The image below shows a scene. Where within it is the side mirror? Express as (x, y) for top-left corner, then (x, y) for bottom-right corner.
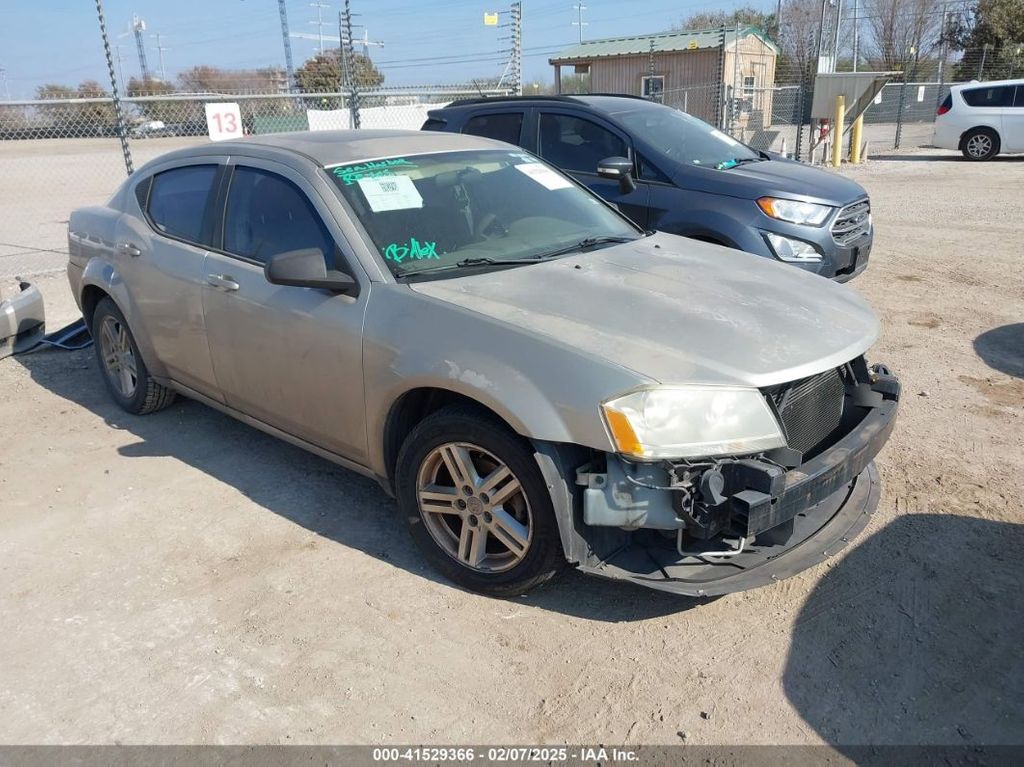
(597, 156), (636, 194)
(264, 248), (357, 295)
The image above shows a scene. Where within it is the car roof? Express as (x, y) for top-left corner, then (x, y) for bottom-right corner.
(952, 79), (1024, 89)
(147, 129), (508, 168)
(437, 94), (659, 115)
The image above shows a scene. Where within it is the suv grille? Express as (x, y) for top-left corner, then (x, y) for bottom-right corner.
(767, 368), (846, 457)
(831, 199), (871, 247)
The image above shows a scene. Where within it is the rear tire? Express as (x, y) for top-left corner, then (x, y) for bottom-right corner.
(92, 298), (175, 415)
(395, 405), (565, 597)
(961, 128), (999, 161)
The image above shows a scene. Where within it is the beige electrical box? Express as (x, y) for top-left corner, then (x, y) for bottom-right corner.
(811, 72), (900, 120)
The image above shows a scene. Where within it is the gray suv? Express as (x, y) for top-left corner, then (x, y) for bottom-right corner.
(67, 130), (899, 598)
(424, 95), (872, 281)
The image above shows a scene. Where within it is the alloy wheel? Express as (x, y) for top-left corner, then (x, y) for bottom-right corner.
(98, 315), (138, 398)
(966, 133), (992, 159)
(415, 442), (533, 573)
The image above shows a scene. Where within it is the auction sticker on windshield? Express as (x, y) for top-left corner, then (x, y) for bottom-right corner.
(356, 175), (424, 212)
(514, 163), (573, 190)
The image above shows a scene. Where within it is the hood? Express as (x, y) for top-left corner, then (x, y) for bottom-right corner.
(411, 233), (879, 388)
(678, 158), (868, 206)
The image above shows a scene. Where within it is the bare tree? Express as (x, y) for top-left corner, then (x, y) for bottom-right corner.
(777, 0), (826, 80)
(863, 0), (943, 70)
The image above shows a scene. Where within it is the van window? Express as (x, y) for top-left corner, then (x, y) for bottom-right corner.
(462, 113), (524, 145)
(962, 86), (1015, 108)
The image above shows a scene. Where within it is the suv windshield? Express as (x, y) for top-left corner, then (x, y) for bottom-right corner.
(328, 149), (640, 276)
(616, 106), (761, 170)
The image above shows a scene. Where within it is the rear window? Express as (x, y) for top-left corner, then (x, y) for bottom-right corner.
(462, 113), (524, 146)
(146, 165), (217, 245)
(422, 118), (446, 131)
(962, 86), (1015, 108)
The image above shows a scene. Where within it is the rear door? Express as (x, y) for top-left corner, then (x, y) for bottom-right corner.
(961, 84), (1015, 144)
(115, 160), (224, 399)
(201, 158), (369, 462)
(459, 110), (528, 148)
(533, 110), (650, 227)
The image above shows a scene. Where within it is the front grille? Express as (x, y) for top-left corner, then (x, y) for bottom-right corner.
(831, 199), (871, 247)
(766, 368), (846, 457)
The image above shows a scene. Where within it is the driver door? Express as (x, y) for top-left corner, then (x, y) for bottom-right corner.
(534, 110), (650, 227)
(201, 158), (369, 463)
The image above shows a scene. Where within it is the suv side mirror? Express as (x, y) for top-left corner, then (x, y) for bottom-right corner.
(265, 248), (357, 295)
(597, 156), (636, 194)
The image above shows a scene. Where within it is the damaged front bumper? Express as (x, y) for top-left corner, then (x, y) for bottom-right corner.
(0, 280), (45, 359)
(564, 366), (900, 597)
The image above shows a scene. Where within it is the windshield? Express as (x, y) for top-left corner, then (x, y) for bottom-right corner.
(327, 149), (640, 277)
(616, 106), (761, 170)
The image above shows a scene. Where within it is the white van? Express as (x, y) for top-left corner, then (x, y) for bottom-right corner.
(933, 79), (1024, 160)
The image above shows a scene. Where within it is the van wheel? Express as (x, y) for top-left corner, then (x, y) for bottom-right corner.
(92, 298), (175, 415)
(395, 406), (565, 597)
(961, 128), (999, 160)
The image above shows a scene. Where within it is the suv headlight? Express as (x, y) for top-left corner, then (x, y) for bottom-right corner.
(600, 386), (786, 460)
(757, 197), (833, 226)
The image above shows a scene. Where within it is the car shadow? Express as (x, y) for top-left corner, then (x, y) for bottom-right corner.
(14, 347), (694, 622)
(974, 323), (1024, 378)
(783, 513), (1024, 746)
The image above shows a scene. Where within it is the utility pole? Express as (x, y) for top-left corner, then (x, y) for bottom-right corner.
(278, 0), (297, 92)
(511, 1), (522, 96)
(852, 0), (859, 71)
(341, 0), (360, 128)
(150, 32), (168, 81)
(131, 15), (150, 80)
(114, 44), (127, 88)
(936, 0), (949, 107)
(831, 0), (843, 71)
(310, 2), (331, 54)
(572, 3), (587, 44)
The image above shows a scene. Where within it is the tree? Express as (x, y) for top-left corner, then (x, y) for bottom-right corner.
(948, 0), (1024, 78)
(177, 65), (288, 94)
(294, 49), (385, 94)
(776, 0), (824, 81)
(127, 77), (179, 123)
(35, 81), (114, 135)
(862, 0), (944, 71)
(675, 6), (775, 32)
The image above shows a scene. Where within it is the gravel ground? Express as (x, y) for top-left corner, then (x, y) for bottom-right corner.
(0, 148), (1021, 747)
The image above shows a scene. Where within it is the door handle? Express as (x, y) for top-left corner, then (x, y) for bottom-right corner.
(116, 242), (142, 257)
(206, 274), (240, 291)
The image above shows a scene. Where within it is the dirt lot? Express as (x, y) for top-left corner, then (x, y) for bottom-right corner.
(0, 150), (1021, 747)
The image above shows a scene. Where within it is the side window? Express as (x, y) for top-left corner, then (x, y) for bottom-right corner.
(538, 113), (628, 174)
(962, 86), (1015, 108)
(1015, 86), (1024, 107)
(146, 165), (217, 245)
(223, 167), (335, 266)
(637, 153), (672, 184)
(462, 113), (524, 145)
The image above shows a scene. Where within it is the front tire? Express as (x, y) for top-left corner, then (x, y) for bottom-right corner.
(961, 128), (999, 160)
(395, 406), (565, 597)
(92, 297), (175, 415)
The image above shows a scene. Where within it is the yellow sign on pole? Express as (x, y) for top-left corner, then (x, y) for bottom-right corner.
(483, 12), (499, 25)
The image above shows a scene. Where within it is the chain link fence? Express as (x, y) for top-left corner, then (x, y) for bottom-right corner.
(0, 87), (507, 278)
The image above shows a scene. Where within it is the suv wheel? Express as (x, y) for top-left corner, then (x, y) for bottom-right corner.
(92, 297), (176, 414)
(395, 406), (564, 596)
(961, 128), (999, 161)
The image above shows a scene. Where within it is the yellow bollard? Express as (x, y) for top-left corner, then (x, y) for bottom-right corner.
(850, 114), (864, 164)
(831, 94), (845, 168)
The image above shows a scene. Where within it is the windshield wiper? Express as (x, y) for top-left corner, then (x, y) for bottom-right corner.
(400, 236), (641, 278)
(716, 157), (766, 170)
(526, 234), (640, 261)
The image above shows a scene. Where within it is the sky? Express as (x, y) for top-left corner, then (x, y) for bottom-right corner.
(0, 0), (775, 100)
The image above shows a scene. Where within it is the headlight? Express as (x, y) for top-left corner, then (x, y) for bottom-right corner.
(600, 386), (786, 460)
(764, 232), (823, 263)
(757, 197), (833, 226)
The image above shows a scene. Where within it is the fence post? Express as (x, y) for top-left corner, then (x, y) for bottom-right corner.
(716, 26), (727, 130)
(894, 74), (908, 150)
(94, 0), (133, 175)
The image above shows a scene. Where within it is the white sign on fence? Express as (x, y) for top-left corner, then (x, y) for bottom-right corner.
(205, 102), (243, 141)
(917, 86), (926, 102)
